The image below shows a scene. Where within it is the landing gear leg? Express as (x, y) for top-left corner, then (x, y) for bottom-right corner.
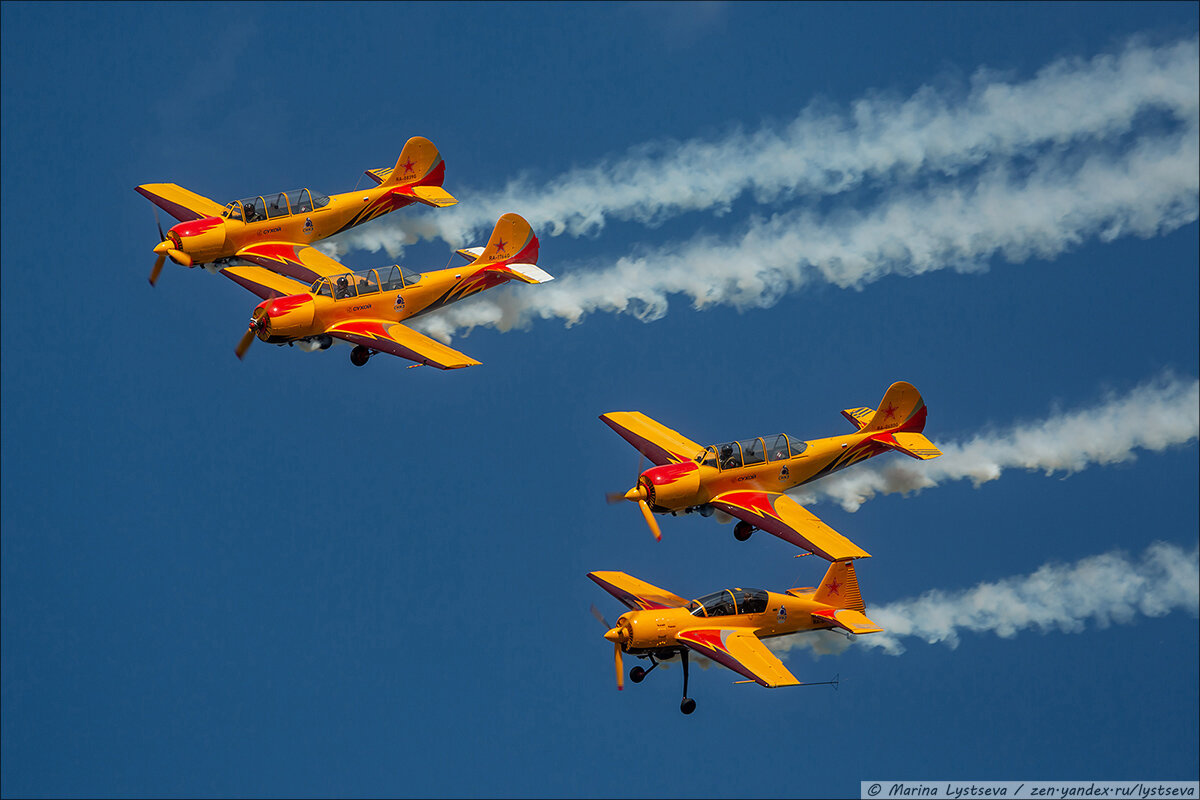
(630, 654), (659, 684)
(679, 649), (696, 714)
(350, 345), (372, 366)
(734, 521), (755, 541)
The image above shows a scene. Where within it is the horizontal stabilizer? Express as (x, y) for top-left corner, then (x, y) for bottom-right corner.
(406, 185), (458, 208)
(364, 167), (391, 186)
(841, 407), (874, 430)
(811, 608), (883, 635)
(499, 263), (554, 284)
(456, 246), (485, 262)
(873, 431), (942, 460)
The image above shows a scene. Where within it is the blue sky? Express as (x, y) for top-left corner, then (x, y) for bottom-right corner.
(2, 2), (1197, 798)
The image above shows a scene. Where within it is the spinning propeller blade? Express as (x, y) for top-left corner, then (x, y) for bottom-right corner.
(149, 209), (168, 286)
(637, 498), (662, 542)
(235, 325), (256, 360)
(149, 253), (166, 286)
(615, 642), (624, 691)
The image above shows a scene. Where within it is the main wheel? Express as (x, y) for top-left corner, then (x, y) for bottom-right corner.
(734, 521), (754, 541)
(680, 697), (696, 715)
(630, 666), (646, 684)
(350, 345), (371, 366)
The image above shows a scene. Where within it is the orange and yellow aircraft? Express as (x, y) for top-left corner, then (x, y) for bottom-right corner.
(226, 212), (551, 368)
(589, 560), (879, 713)
(601, 381), (942, 561)
(135, 135), (458, 286)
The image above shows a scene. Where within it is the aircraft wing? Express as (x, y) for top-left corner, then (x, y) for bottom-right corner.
(587, 571), (688, 611)
(326, 320), (481, 370)
(235, 243), (352, 284)
(135, 183), (226, 222)
(709, 490), (870, 562)
(219, 265), (313, 300)
(599, 412), (704, 466)
(677, 628), (801, 687)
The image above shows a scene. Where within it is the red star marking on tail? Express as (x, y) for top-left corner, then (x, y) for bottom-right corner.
(827, 578), (841, 595)
(880, 403), (899, 423)
(401, 158), (416, 174)
(494, 237), (507, 254)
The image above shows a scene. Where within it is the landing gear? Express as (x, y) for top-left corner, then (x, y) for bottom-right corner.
(734, 521), (755, 541)
(680, 647), (695, 714)
(350, 345), (372, 366)
(630, 653), (661, 684)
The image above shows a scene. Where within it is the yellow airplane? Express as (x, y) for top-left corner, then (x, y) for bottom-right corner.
(589, 560), (880, 713)
(601, 382), (942, 561)
(135, 136), (458, 286)
(226, 212), (551, 368)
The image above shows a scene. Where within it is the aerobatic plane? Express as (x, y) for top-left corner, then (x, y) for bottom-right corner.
(135, 136), (457, 286)
(227, 213), (551, 368)
(601, 382), (942, 561)
(589, 561), (879, 713)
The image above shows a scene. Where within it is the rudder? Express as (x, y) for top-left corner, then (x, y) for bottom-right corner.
(812, 561), (866, 611)
(860, 381), (927, 433)
(471, 213), (540, 266)
(380, 136), (447, 188)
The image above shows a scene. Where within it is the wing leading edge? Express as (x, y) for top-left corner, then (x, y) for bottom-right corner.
(599, 412), (704, 466)
(676, 628), (801, 687)
(135, 183), (227, 222)
(709, 490), (870, 562)
(326, 320), (480, 370)
(587, 571), (688, 611)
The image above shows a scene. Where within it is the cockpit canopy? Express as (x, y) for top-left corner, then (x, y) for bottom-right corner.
(221, 189), (331, 222)
(698, 434), (808, 470)
(688, 588), (769, 617)
(311, 265), (423, 299)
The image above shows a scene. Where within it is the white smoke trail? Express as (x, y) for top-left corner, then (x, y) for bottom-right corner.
(768, 540), (1199, 659)
(790, 373), (1200, 512)
(408, 124), (1198, 341)
(330, 36), (1197, 255)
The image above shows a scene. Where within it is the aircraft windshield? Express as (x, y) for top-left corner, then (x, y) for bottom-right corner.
(230, 189), (330, 222)
(311, 265), (423, 299)
(688, 588), (769, 617)
(699, 434), (807, 469)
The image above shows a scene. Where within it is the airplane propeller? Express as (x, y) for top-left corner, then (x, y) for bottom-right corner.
(149, 209), (167, 286)
(235, 302), (270, 360)
(606, 454), (662, 541)
(148, 209), (194, 286)
(591, 605), (626, 691)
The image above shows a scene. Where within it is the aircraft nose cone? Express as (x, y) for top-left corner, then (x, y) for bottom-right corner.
(623, 486), (642, 503)
(604, 626), (623, 643)
(153, 240), (170, 255)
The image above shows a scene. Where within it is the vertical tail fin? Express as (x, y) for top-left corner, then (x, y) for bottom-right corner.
(458, 213), (539, 264)
(381, 136), (446, 187)
(860, 381), (928, 433)
(812, 561), (865, 611)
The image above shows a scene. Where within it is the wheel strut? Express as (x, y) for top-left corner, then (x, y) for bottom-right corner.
(680, 648), (696, 714)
